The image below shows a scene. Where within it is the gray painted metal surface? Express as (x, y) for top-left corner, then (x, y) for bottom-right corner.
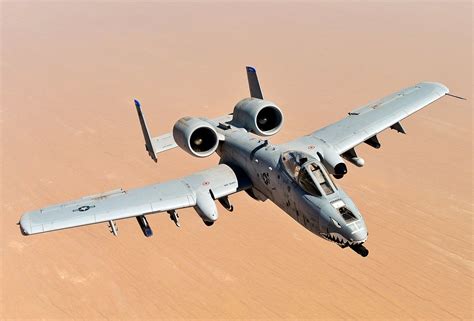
(19, 67), (452, 257)
(302, 82), (449, 154)
(20, 165), (242, 234)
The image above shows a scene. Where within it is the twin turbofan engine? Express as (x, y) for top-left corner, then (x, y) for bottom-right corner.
(231, 98), (284, 136)
(173, 117), (220, 158)
(173, 99), (284, 157)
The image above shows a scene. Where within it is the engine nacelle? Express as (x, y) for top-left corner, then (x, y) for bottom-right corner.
(173, 117), (219, 157)
(232, 98), (284, 136)
(318, 149), (347, 179)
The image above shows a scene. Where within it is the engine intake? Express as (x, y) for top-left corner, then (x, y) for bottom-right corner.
(232, 98), (284, 136)
(173, 117), (219, 157)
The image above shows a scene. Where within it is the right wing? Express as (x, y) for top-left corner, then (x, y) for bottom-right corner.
(20, 164), (250, 235)
(288, 82), (450, 156)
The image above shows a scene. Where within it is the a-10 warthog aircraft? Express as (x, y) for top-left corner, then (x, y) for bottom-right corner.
(19, 66), (461, 257)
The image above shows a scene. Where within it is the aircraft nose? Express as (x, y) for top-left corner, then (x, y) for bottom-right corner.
(350, 228), (368, 243)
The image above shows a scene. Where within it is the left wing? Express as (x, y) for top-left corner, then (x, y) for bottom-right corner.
(20, 164), (250, 235)
(295, 82), (450, 155)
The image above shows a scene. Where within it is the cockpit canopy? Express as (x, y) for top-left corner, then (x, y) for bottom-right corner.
(281, 151), (338, 197)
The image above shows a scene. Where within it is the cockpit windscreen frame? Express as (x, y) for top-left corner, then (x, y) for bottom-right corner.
(281, 151), (338, 197)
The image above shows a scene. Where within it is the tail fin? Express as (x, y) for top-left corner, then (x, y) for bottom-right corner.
(134, 99), (158, 162)
(246, 66), (263, 99)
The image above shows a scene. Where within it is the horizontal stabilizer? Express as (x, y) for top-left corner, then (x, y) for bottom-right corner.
(152, 133), (178, 153)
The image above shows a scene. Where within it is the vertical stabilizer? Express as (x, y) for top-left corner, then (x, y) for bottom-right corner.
(134, 99), (158, 162)
(246, 66), (263, 99)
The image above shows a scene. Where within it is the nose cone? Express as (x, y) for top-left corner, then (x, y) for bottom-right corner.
(319, 204), (368, 246)
(345, 213), (368, 244)
(350, 228), (368, 244)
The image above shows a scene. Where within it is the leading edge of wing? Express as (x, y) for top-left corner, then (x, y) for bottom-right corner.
(310, 82), (449, 154)
(20, 164), (246, 235)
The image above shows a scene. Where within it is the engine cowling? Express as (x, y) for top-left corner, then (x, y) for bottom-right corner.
(232, 98), (284, 136)
(318, 149), (347, 179)
(173, 117), (219, 157)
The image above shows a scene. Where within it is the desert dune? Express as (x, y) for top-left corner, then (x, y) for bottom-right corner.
(1, 2), (472, 320)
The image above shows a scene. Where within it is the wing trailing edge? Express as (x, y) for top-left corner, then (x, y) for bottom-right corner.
(19, 164), (251, 236)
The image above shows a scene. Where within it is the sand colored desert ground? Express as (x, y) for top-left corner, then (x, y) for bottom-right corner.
(1, 2), (472, 320)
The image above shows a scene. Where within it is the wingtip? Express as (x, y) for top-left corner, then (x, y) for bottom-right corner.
(420, 82), (449, 95)
(19, 213), (32, 236)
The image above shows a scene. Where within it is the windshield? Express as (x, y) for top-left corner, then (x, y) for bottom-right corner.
(298, 167), (321, 196)
(308, 163), (336, 195)
(281, 151), (337, 197)
(281, 151), (306, 179)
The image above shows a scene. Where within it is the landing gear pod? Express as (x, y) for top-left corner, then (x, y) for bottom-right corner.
(194, 191), (219, 226)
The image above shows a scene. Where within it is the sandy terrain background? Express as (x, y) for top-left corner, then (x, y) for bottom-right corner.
(1, 2), (472, 320)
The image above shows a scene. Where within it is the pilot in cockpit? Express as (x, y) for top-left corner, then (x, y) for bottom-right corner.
(281, 151), (337, 197)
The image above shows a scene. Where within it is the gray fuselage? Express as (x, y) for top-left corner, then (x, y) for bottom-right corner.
(216, 126), (368, 248)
